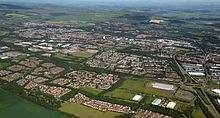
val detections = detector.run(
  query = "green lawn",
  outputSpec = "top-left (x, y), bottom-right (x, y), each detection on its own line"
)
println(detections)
top-left (71, 51), bottom-right (94, 58)
top-left (175, 89), bottom-right (195, 102)
top-left (110, 78), bottom-right (176, 98)
top-left (192, 107), bottom-right (206, 118)
top-left (53, 54), bottom-right (86, 64)
top-left (104, 88), bottom-right (137, 101)
top-left (0, 61), bottom-right (10, 69)
top-left (175, 47), bottom-right (190, 52)
top-left (174, 102), bottom-right (193, 116)
top-left (0, 89), bottom-right (62, 118)
top-left (59, 103), bottom-right (122, 118)
top-left (79, 87), bottom-right (103, 96)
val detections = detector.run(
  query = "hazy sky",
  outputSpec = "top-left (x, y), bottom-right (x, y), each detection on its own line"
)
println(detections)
top-left (1, 0), bottom-right (220, 8)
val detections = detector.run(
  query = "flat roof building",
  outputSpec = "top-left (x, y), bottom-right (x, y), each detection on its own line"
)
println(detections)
top-left (212, 89), bottom-right (220, 96)
top-left (132, 95), bottom-right (143, 101)
top-left (152, 98), bottom-right (162, 106)
top-left (166, 102), bottom-right (176, 109)
top-left (152, 82), bottom-right (174, 91)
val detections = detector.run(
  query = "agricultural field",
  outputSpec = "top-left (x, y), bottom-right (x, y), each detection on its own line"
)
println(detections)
top-left (0, 89), bottom-right (63, 118)
top-left (59, 103), bottom-right (122, 118)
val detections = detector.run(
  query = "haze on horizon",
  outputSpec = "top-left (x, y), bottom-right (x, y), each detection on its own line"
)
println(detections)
top-left (1, 0), bottom-right (220, 7)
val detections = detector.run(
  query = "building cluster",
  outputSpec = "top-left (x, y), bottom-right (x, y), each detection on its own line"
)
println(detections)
top-left (0, 55), bottom-right (71, 98)
top-left (87, 50), bottom-right (180, 81)
top-left (68, 93), bottom-right (133, 113)
top-left (135, 109), bottom-right (173, 118)
top-left (208, 63), bottom-right (220, 81)
top-left (24, 81), bottom-right (71, 98)
top-left (182, 63), bottom-right (205, 76)
top-left (63, 71), bottom-right (120, 90)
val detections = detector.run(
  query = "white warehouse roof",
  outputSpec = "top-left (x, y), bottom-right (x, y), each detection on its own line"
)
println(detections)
top-left (152, 98), bottom-right (162, 106)
top-left (152, 82), bottom-right (174, 91)
top-left (132, 95), bottom-right (143, 101)
top-left (212, 89), bottom-right (220, 95)
top-left (166, 102), bottom-right (176, 109)
top-left (188, 72), bottom-right (205, 76)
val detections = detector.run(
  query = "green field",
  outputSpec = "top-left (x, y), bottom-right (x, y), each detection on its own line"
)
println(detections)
top-left (59, 103), bottom-right (122, 118)
top-left (53, 54), bottom-right (86, 64)
top-left (0, 89), bottom-right (63, 118)
top-left (0, 61), bottom-right (10, 69)
top-left (79, 87), bottom-right (103, 96)
top-left (175, 47), bottom-right (190, 52)
top-left (104, 78), bottom-right (176, 99)
top-left (71, 51), bottom-right (94, 58)
top-left (175, 89), bottom-right (195, 102)
top-left (104, 88), bottom-right (136, 101)
top-left (192, 107), bottom-right (206, 118)
top-left (174, 102), bottom-right (193, 116)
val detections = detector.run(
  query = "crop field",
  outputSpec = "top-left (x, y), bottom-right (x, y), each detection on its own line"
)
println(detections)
top-left (59, 103), bottom-right (122, 118)
top-left (104, 77), bottom-right (176, 99)
top-left (0, 89), bottom-right (62, 118)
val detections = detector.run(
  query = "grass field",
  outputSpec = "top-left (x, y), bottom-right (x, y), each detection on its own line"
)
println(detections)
top-left (175, 47), bottom-right (190, 52)
top-left (0, 61), bottom-right (10, 69)
top-left (53, 54), bottom-right (86, 64)
top-left (174, 102), bottom-right (193, 116)
top-left (71, 51), bottom-right (94, 58)
top-left (104, 88), bottom-right (137, 101)
top-left (0, 89), bottom-right (62, 118)
top-left (59, 103), bottom-right (122, 118)
top-left (79, 87), bottom-right (103, 96)
top-left (175, 89), bottom-right (195, 102)
top-left (192, 107), bottom-right (206, 118)
top-left (104, 77), bottom-right (176, 100)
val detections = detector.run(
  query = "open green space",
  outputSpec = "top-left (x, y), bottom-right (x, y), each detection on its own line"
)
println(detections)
top-left (174, 102), bottom-right (193, 116)
top-left (175, 89), bottom-right (195, 102)
top-left (59, 103), bottom-right (122, 118)
top-left (0, 61), bottom-right (10, 69)
top-left (104, 88), bottom-right (137, 101)
top-left (192, 107), bottom-right (206, 118)
top-left (79, 87), bottom-right (103, 96)
top-left (53, 54), bottom-right (86, 64)
top-left (71, 51), bottom-right (94, 58)
top-left (175, 47), bottom-right (190, 52)
top-left (0, 89), bottom-right (63, 118)
top-left (105, 78), bottom-right (175, 98)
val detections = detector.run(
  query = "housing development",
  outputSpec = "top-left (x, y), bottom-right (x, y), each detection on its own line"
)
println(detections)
top-left (0, 1), bottom-right (220, 118)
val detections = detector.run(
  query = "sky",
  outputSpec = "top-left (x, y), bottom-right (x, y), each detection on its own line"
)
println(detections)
top-left (1, 0), bottom-right (220, 9)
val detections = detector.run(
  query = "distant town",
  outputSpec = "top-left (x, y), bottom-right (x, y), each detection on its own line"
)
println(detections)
top-left (0, 3), bottom-right (220, 118)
